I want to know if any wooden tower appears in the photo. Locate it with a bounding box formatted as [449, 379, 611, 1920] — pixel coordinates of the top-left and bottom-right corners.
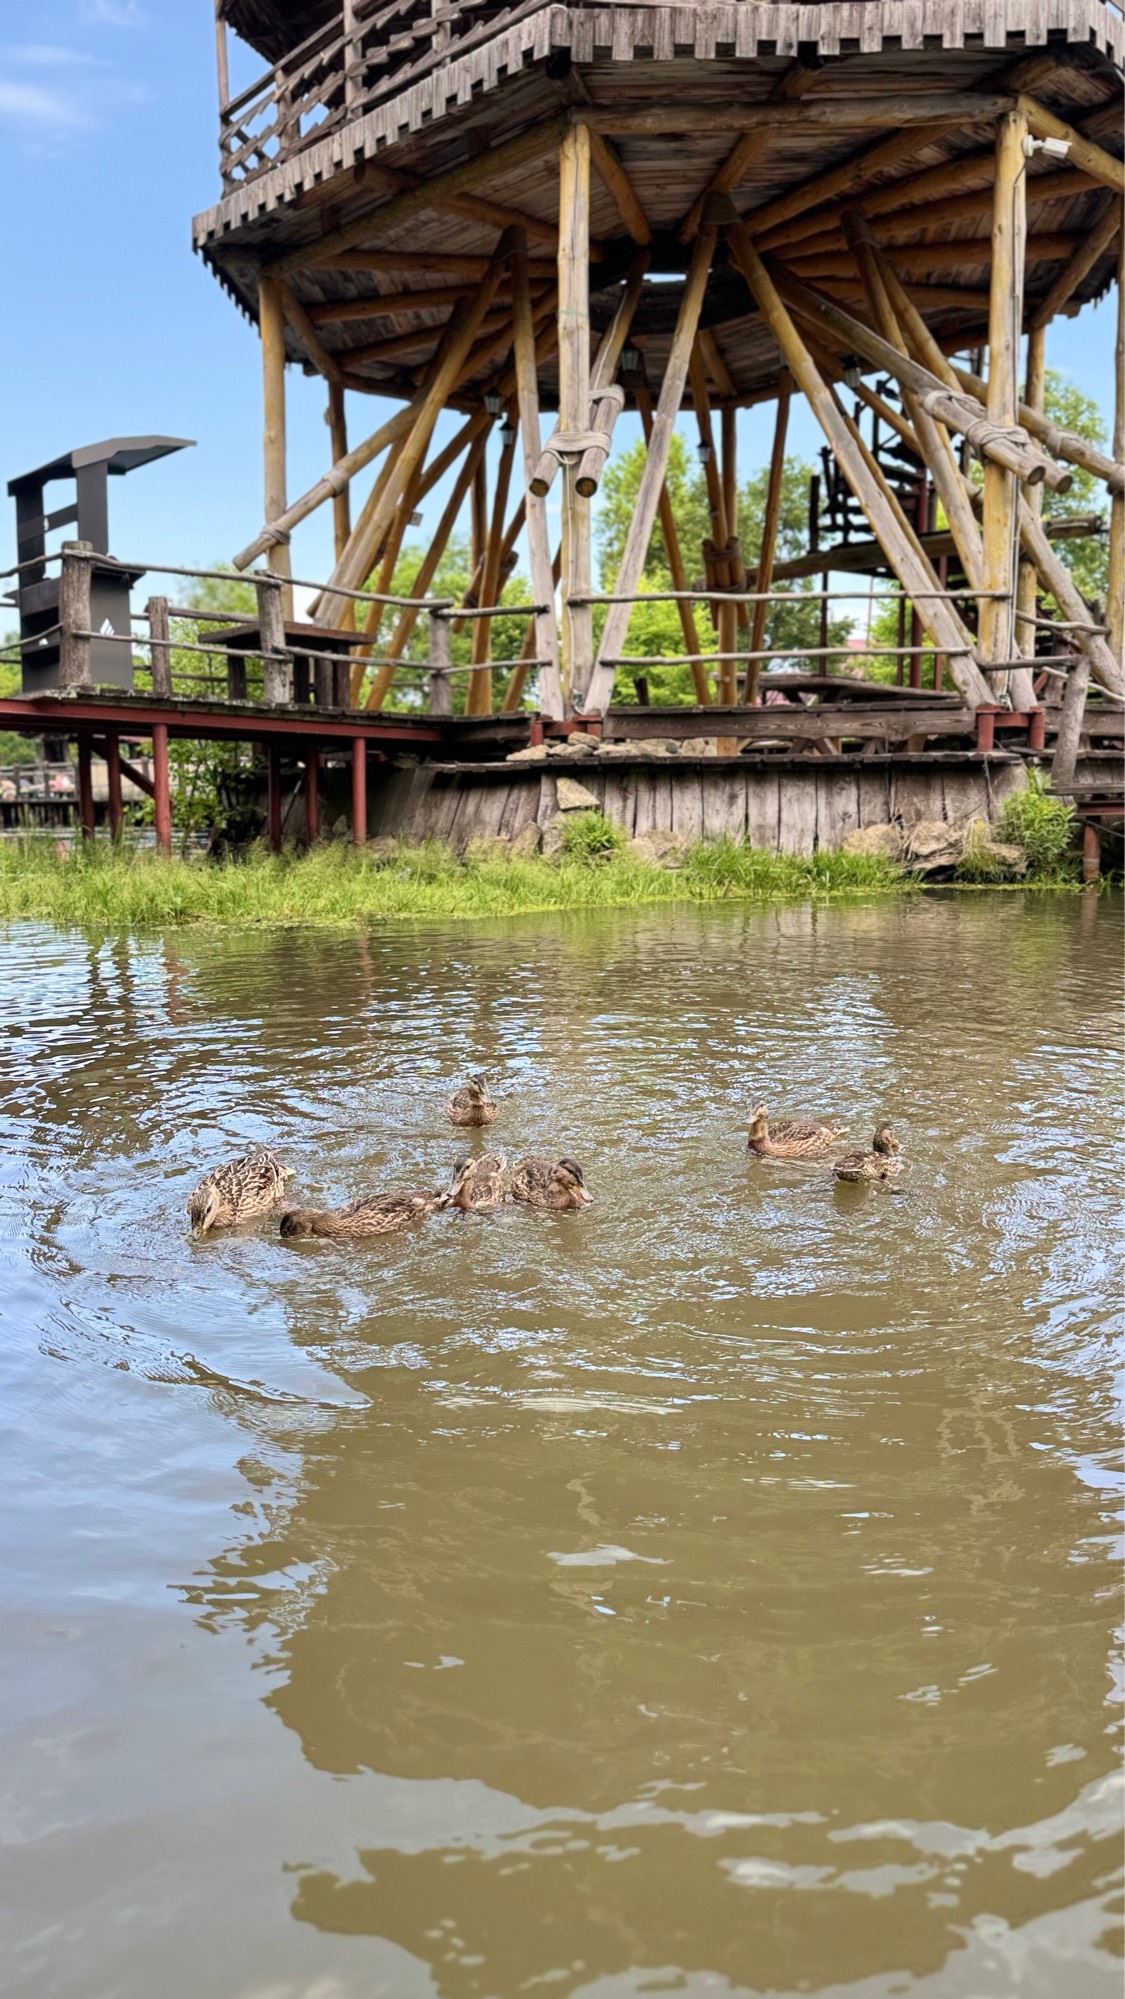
[195, 0, 1124, 729]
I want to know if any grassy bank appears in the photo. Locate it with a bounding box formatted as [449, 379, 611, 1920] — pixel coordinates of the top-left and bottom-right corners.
[0, 837, 910, 929]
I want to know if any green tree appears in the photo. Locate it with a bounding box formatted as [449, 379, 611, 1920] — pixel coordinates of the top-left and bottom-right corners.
[0, 648, 36, 766]
[370, 535, 532, 714]
[595, 434, 850, 702]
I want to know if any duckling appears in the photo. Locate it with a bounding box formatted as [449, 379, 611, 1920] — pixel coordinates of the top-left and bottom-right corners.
[188, 1145, 294, 1236]
[747, 1103, 844, 1160]
[280, 1187, 444, 1239]
[833, 1123, 901, 1183]
[446, 1076, 498, 1128]
[511, 1156, 592, 1209]
[444, 1152, 506, 1211]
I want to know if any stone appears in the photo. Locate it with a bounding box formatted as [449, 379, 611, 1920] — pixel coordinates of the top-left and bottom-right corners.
[908, 818, 957, 860]
[841, 823, 904, 861]
[540, 825, 564, 860]
[366, 835, 400, 865]
[629, 829, 688, 868]
[508, 822, 542, 859]
[555, 776, 601, 812]
[505, 742, 549, 764]
[547, 731, 601, 758]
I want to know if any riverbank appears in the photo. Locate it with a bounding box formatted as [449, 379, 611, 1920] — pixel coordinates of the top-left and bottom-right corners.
[0, 837, 913, 928]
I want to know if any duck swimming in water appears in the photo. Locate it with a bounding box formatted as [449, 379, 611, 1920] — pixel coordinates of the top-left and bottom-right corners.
[747, 1104, 844, 1160]
[833, 1124, 901, 1183]
[444, 1152, 506, 1211]
[446, 1076, 498, 1127]
[188, 1146, 294, 1235]
[510, 1156, 592, 1208]
[280, 1187, 445, 1239]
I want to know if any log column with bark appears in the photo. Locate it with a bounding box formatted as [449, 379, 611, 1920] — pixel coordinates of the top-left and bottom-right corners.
[557, 123, 593, 705]
[979, 108, 1029, 689]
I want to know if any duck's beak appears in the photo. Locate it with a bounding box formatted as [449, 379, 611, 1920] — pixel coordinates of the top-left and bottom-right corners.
[575, 1184, 593, 1204]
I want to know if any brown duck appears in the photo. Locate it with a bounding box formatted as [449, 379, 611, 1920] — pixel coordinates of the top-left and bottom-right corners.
[747, 1103, 844, 1160]
[188, 1146, 294, 1236]
[446, 1077, 498, 1128]
[510, 1156, 593, 1209]
[280, 1188, 445, 1239]
[445, 1152, 506, 1211]
[833, 1124, 901, 1183]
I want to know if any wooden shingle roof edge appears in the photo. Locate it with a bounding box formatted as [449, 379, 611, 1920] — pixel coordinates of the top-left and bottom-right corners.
[192, 0, 1124, 250]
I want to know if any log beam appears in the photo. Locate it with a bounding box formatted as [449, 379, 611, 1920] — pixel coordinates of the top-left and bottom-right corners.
[259, 275, 293, 617]
[635, 376, 708, 696]
[979, 108, 1028, 676]
[510, 229, 563, 717]
[1020, 96, 1125, 196]
[747, 370, 792, 702]
[558, 122, 593, 705]
[1110, 230, 1125, 670]
[366, 427, 491, 710]
[588, 129, 650, 244]
[586, 225, 717, 714]
[1030, 198, 1122, 330]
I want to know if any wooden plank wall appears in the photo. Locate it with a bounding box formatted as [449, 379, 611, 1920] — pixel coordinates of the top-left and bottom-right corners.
[382, 754, 1034, 852]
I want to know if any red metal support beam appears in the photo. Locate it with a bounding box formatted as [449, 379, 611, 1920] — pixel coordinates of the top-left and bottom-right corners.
[105, 730, 124, 841]
[305, 746, 320, 844]
[1082, 819, 1101, 882]
[267, 743, 283, 853]
[352, 736, 367, 846]
[77, 735, 95, 841]
[152, 723, 173, 855]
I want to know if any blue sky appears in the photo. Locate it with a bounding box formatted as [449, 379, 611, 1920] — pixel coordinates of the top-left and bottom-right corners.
[1, 4, 1117, 603]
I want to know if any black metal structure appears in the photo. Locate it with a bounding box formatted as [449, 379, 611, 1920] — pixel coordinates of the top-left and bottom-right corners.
[9, 437, 193, 694]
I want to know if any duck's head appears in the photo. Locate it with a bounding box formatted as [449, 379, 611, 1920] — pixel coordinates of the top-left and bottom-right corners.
[556, 1157, 592, 1203]
[443, 1154, 474, 1204]
[188, 1184, 223, 1237]
[872, 1123, 899, 1155]
[279, 1209, 316, 1238]
[747, 1103, 770, 1146]
[468, 1075, 493, 1103]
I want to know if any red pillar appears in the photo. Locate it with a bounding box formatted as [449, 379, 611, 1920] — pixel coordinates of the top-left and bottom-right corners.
[1027, 706, 1046, 752]
[152, 722, 172, 855]
[1082, 819, 1101, 882]
[77, 734, 95, 841]
[352, 735, 367, 845]
[105, 729, 123, 841]
[267, 742, 283, 853]
[909, 483, 929, 691]
[305, 746, 320, 844]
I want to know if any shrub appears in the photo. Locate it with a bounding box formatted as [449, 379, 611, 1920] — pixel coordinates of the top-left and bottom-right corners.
[997, 774, 1077, 879]
[558, 810, 627, 863]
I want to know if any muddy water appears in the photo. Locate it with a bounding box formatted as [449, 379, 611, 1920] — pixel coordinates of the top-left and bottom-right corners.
[0, 894, 1121, 1999]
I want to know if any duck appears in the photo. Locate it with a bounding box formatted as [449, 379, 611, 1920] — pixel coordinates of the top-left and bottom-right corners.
[444, 1151, 506, 1211]
[510, 1156, 593, 1209]
[747, 1103, 844, 1160]
[280, 1187, 444, 1239]
[188, 1145, 294, 1236]
[833, 1124, 901, 1183]
[446, 1076, 498, 1127]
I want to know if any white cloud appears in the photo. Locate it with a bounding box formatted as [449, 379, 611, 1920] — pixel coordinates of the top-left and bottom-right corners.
[11, 44, 104, 67]
[0, 80, 90, 130]
[80, 0, 146, 23]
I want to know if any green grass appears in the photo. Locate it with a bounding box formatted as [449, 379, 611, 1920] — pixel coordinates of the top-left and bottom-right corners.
[0, 836, 909, 931]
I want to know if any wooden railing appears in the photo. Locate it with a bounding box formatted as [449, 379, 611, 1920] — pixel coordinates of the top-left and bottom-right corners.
[218, 0, 528, 189]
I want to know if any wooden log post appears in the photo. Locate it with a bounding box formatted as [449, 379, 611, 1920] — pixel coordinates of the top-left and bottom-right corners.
[256, 574, 292, 706]
[747, 371, 792, 703]
[427, 610, 452, 716]
[152, 722, 172, 856]
[105, 729, 123, 841]
[259, 276, 294, 620]
[351, 735, 367, 845]
[366, 429, 490, 710]
[1052, 652, 1091, 793]
[586, 224, 717, 715]
[724, 217, 993, 708]
[1015, 323, 1047, 668]
[327, 382, 351, 562]
[146, 596, 172, 697]
[77, 734, 95, 841]
[1110, 229, 1125, 672]
[305, 747, 320, 844]
[979, 108, 1028, 690]
[267, 743, 283, 852]
[468, 416, 519, 716]
[59, 542, 94, 689]
[634, 377, 708, 696]
[558, 122, 593, 707]
[510, 229, 562, 716]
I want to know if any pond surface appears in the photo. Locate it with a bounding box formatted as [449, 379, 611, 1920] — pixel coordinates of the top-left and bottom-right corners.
[0, 894, 1121, 1999]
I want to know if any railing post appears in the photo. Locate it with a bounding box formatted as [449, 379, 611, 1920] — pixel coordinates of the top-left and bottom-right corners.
[77, 733, 95, 840]
[59, 541, 94, 689]
[267, 742, 284, 852]
[305, 746, 320, 843]
[105, 729, 124, 841]
[256, 574, 292, 706]
[428, 610, 452, 715]
[147, 596, 172, 697]
[352, 736, 367, 844]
